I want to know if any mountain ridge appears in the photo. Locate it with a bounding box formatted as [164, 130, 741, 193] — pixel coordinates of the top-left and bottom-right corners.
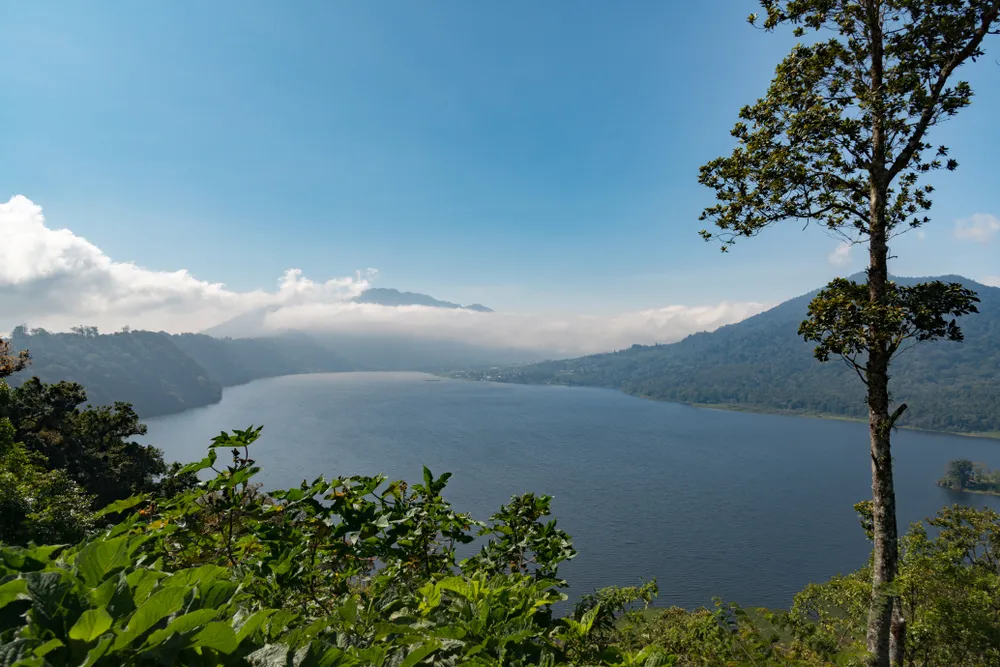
[453, 275, 1000, 436]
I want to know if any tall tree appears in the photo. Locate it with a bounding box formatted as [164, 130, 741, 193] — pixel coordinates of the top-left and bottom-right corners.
[0, 338, 30, 379]
[697, 2, 998, 665]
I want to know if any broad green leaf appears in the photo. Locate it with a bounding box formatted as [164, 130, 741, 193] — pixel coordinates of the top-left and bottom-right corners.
[0, 579, 29, 610]
[234, 609, 276, 644]
[265, 610, 298, 639]
[197, 580, 238, 609]
[92, 495, 148, 520]
[69, 608, 113, 642]
[143, 608, 220, 647]
[126, 568, 167, 605]
[189, 622, 239, 653]
[399, 641, 440, 667]
[78, 635, 113, 667]
[113, 586, 187, 649]
[76, 536, 132, 587]
[32, 638, 63, 658]
[338, 596, 357, 625]
[179, 448, 218, 474]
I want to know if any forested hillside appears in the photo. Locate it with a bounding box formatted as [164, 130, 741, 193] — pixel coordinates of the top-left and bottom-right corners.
[170, 333, 356, 386]
[6, 327, 223, 417]
[6, 328, 357, 417]
[473, 276, 1000, 435]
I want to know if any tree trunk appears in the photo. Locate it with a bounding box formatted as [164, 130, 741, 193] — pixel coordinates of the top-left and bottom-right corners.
[864, 4, 900, 665]
[890, 599, 906, 666]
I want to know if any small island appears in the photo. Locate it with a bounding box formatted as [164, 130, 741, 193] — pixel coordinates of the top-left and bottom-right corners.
[938, 459, 1000, 496]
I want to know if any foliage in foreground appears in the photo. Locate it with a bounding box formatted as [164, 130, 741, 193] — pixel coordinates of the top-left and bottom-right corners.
[0, 376, 197, 545]
[1, 426, 999, 666]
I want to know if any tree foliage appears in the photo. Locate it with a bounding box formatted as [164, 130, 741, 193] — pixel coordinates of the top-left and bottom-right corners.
[0, 377, 192, 514]
[779, 505, 1000, 666]
[698, 2, 999, 662]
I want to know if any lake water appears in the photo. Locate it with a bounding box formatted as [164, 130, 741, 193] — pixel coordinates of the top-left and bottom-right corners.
[144, 372, 1000, 610]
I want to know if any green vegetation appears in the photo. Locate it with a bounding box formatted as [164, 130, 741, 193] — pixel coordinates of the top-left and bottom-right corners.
[3, 421, 999, 665]
[696, 2, 998, 664]
[0, 346, 196, 545]
[4, 339, 1000, 665]
[474, 276, 1000, 436]
[938, 459, 1000, 496]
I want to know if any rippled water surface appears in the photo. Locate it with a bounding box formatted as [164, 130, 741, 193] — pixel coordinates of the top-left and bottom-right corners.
[145, 372, 1000, 609]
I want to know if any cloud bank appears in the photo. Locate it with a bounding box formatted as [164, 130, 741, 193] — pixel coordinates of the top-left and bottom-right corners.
[954, 213, 1000, 244]
[0, 195, 765, 355]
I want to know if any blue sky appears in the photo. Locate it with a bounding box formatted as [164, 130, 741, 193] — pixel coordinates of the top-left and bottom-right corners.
[2, 0, 998, 317]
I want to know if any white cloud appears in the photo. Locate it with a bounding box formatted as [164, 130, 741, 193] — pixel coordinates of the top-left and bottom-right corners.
[954, 213, 1000, 243]
[915, 230, 926, 241]
[828, 241, 851, 266]
[0, 195, 375, 333]
[261, 300, 768, 356]
[0, 195, 765, 356]
[981, 276, 1000, 288]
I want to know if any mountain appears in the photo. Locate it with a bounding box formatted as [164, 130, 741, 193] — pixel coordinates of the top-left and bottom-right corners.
[200, 287, 538, 371]
[6, 328, 222, 417]
[462, 275, 1000, 436]
[203, 287, 494, 339]
[169, 333, 356, 385]
[352, 288, 494, 312]
[7, 329, 357, 418]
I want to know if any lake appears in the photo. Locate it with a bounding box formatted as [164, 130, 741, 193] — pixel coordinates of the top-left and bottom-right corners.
[144, 372, 1000, 610]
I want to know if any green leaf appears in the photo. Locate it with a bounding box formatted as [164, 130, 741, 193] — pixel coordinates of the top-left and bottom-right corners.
[180, 447, 218, 474]
[399, 641, 440, 667]
[91, 495, 148, 520]
[338, 596, 357, 625]
[32, 638, 63, 658]
[197, 580, 238, 609]
[126, 568, 168, 605]
[234, 609, 276, 644]
[76, 536, 133, 587]
[189, 622, 238, 654]
[143, 608, 220, 648]
[78, 635, 113, 667]
[113, 586, 187, 649]
[69, 608, 114, 642]
[0, 579, 29, 610]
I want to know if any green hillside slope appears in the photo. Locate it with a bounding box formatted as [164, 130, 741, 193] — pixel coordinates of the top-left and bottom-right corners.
[7, 328, 222, 417]
[473, 276, 1000, 435]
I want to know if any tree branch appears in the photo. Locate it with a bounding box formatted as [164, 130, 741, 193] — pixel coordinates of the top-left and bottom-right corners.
[889, 403, 908, 428]
[887, 2, 1000, 181]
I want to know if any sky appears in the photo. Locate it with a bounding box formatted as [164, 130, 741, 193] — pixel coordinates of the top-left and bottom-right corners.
[1, 1, 998, 352]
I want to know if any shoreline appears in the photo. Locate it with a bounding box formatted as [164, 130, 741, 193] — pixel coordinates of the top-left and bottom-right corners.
[453, 376, 1000, 441]
[152, 371, 1000, 442]
[672, 399, 1000, 441]
[936, 482, 1000, 497]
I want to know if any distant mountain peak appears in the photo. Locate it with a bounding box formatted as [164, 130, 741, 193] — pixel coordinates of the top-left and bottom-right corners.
[352, 288, 493, 312]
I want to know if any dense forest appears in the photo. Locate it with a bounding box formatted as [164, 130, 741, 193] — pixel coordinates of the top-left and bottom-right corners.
[469, 276, 1000, 435]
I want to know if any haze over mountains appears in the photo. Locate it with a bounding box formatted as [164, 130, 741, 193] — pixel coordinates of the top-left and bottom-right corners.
[6, 275, 998, 434]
